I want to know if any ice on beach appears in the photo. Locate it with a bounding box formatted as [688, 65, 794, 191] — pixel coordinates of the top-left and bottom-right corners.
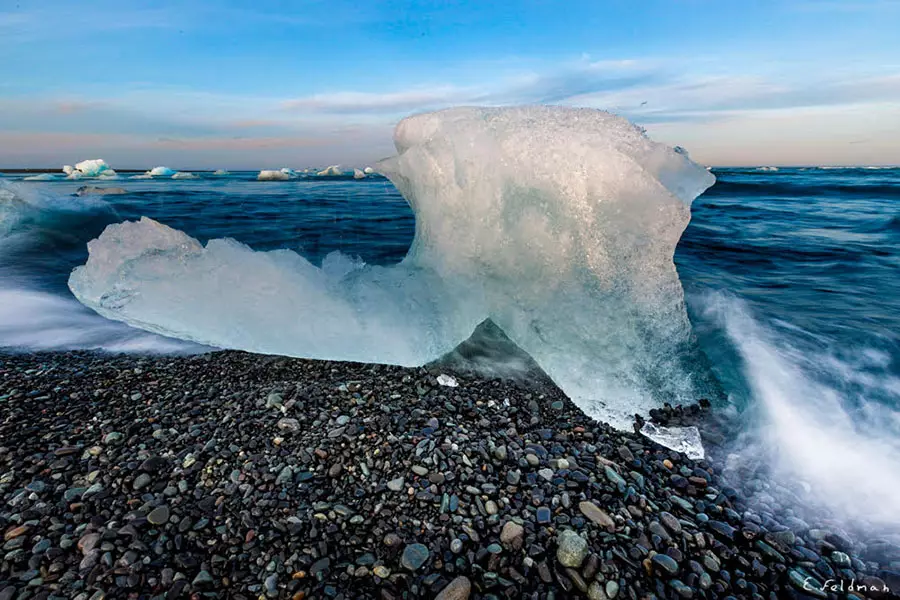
[640, 422, 705, 459]
[436, 374, 459, 387]
[257, 170, 292, 181]
[317, 165, 344, 176]
[148, 166, 177, 177]
[353, 168, 366, 179]
[70, 106, 716, 428]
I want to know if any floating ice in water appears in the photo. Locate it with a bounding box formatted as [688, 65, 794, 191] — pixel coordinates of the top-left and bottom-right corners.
[171, 172, 196, 179]
[147, 166, 176, 177]
[757, 166, 779, 172]
[257, 170, 292, 181]
[76, 186, 127, 196]
[64, 159, 116, 179]
[130, 174, 153, 180]
[640, 422, 705, 460]
[353, 168, 366, 179]
[436, 374, 459, 387]
[213, 169, 230, 176]
[364, 166, 375, 174]
[23, 173, 58, 181]
[316, 165, 343, 176]
[70, 106, 716, 427]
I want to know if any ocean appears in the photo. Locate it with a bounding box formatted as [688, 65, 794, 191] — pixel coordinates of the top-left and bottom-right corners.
[1, 164, 899, 529]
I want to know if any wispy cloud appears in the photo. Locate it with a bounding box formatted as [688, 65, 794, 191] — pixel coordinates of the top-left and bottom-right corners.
[282, 86, 475, 114]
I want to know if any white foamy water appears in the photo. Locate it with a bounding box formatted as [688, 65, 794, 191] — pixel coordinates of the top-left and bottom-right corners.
[69, 106, 716, 427]
[706, 293, 900, 527]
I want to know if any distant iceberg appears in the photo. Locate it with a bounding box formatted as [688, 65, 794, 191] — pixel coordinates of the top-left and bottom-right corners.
[148, 166, 177, 177]
[757, 166, 779, 172]
[129, 174, 153, 180]
[24, 173, 58, 181]
[258, 170, 292, 181]
[62, 159, 116, 179]
[353, 168, 366, 179]
[316, 165, 344, 177]
[213, 169, 230, 176]
[171, 172, 196, 179]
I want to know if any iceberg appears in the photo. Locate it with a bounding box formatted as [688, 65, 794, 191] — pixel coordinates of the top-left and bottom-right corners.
[69, 106, 716, 427]
[257, 170, 292, 181]
[213, 169, 230, 176]
[353, 168, 366, 179]
[23, 173, 58, 181]
[363, 166, 375, 174]
[171, 172, 196, 179]
[316, 165, 343, 177]
[74, 159, 116, 178]
[148, 166, 177, 177]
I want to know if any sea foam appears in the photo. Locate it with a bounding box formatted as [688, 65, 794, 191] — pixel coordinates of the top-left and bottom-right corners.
[69, 106, 716, 427]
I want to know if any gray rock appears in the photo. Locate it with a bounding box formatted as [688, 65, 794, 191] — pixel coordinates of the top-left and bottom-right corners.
[147, 505, 170, 525]
[500, 521, 525, 550]
[578, 501, 615, 529]
[556, 530, 588, 568]
[401, 543, 430, 571]
[435, 576, 472, 600]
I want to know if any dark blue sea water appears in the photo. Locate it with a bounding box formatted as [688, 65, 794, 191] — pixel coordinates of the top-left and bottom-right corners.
[2, 166, 899, 526]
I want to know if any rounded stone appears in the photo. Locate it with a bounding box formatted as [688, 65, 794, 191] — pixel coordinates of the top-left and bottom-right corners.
[400, 543, 430, 571]
[556, 530, 588, 568]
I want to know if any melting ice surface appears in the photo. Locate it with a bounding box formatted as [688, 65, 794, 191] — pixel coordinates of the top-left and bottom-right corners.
[69, 106, 717, 427]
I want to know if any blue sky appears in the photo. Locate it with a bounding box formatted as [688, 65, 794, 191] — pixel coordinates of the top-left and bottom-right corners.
[1, 0, 898, 168]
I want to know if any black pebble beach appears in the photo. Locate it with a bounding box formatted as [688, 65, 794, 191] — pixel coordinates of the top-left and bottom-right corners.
[1, 350, 899, 599]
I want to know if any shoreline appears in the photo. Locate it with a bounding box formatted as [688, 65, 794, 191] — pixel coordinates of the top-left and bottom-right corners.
[1, 349, 898, 599]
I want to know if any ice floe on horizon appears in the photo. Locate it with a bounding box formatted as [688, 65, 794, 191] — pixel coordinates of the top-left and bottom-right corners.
[62, 159, 117, 180]
[257, 169, 293, 181]
[316, 165, 344, 177]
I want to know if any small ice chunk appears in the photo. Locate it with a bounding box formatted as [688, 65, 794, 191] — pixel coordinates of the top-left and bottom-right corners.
[316, 165, 343, 176]
[363, 166, 374, 174]
[640, 422, 705, 459]
[258, 170, 291, 181]
[24, 173, 58, 181]
[353, 168, 365, 179]
[213, 169, 229, 176]
[148, 166, 176, 177]
[437, 374, 458, 387]
[171, 172, 196, 179]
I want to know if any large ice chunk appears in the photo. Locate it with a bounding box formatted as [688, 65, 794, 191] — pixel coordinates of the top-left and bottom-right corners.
[70, 106, 716, 427]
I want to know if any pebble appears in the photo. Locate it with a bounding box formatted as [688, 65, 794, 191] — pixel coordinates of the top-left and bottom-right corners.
[578, 501, 615, 529]
[556, 529, 588, 568]
[400, 543, 430, 571]
[147, 505, 170, 525]
[435, 575, 471, 600]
